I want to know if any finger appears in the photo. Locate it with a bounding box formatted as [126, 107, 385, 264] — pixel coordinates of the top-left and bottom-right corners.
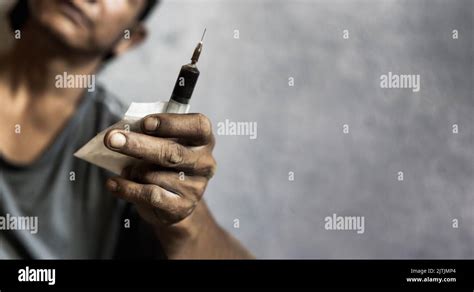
[106, 177, 194, 222]
[141, 113, 213, 146]
[104, 130, 201, 171]
[124, 163, 208, 202]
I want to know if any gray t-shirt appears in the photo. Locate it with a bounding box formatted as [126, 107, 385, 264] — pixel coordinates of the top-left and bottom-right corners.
[0, 86, 165, 259]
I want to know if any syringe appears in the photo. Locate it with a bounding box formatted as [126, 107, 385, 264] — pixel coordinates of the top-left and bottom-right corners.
[165, 29, 206, 114]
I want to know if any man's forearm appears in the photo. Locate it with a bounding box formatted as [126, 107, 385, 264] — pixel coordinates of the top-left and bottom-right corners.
[153, 200, 254, 259]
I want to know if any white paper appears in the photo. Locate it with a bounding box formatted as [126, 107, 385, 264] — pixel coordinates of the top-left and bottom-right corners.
[74, 101, 168, 175]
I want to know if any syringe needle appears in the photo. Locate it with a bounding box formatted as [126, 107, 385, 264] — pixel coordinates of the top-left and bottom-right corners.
[191, 29, 206, 64]
[201, 28, 207, 43]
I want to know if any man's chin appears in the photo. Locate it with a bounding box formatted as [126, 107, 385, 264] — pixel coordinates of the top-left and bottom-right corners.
[35, 16, 93, 53]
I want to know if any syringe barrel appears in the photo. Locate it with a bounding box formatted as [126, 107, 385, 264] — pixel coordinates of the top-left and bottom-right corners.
[169, 63, 200, 105]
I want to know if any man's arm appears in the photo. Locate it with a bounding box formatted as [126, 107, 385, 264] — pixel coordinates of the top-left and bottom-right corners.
[104, 113, 253, 259]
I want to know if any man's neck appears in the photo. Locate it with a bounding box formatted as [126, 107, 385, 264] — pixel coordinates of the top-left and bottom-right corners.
[0, 19, 103, 105]
[0, 21, 105, 164]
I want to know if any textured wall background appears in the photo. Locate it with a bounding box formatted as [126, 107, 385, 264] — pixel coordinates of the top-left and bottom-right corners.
[2, 0, 473, 258]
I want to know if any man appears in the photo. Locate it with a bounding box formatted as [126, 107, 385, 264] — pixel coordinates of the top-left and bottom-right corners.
[0, 0, 252, 259]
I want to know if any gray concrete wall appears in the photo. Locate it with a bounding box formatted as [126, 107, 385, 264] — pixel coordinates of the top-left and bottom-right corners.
[2, 0, 473, 258]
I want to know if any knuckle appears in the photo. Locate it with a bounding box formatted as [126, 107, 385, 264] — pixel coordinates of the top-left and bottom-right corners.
[203, 156, 217, 179]
[126, 183, 142, 199]
[176, 200, 195, 221]
[155, 198, 196, 225]
[159, 142, 184, 166]
[146, 185, 162, 207]
[196, 113, 212, 138]
[174, 212, 188, 223]
[192, 182, 207, 199]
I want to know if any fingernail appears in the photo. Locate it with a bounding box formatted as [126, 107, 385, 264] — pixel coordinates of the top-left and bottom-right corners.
[107, 179, 118, 192]
[144, 117, 159, 132]
[109, 132, 126, 148]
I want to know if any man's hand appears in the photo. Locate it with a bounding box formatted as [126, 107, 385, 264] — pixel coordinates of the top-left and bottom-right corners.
[103, 112, 252, 258]
[103, 113, 216, 227]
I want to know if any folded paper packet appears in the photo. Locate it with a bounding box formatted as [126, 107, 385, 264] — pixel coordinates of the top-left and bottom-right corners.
[74, 101, 170, 175]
